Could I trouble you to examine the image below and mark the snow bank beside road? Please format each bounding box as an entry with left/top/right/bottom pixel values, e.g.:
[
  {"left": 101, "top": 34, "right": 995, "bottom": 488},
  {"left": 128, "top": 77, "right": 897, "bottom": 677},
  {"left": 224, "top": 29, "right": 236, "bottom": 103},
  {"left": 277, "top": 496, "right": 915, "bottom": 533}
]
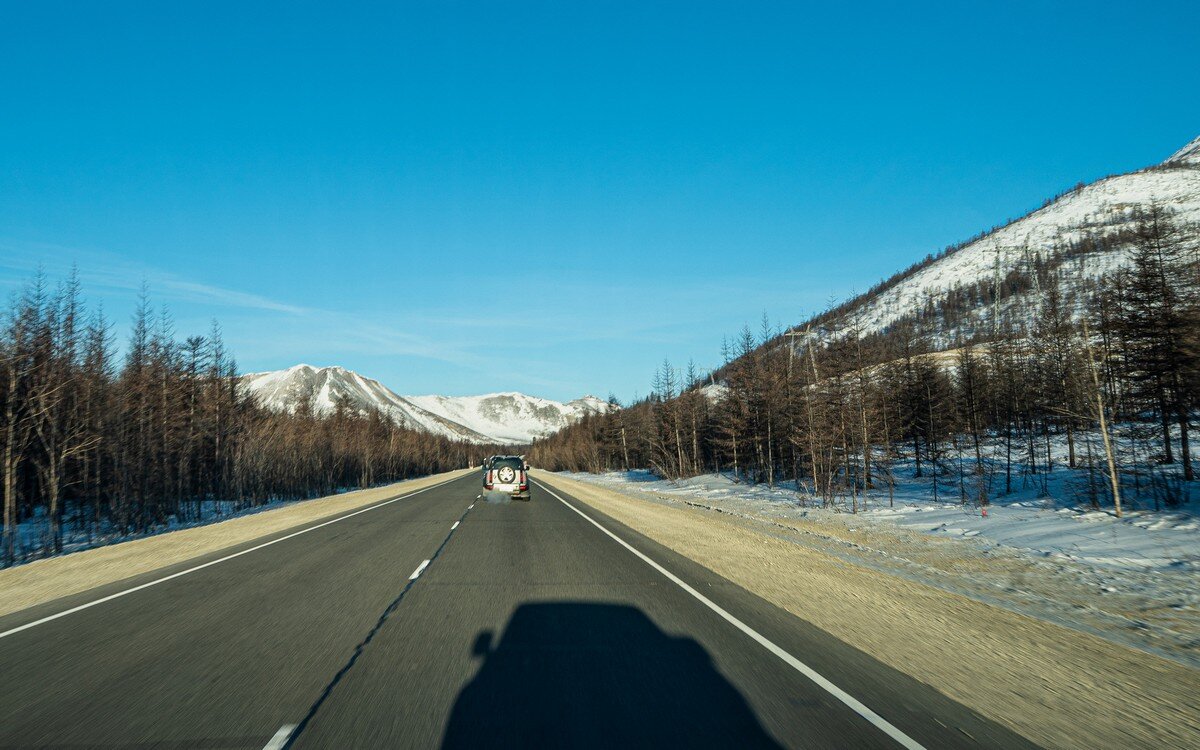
[
  {"left": 565, "top": 470, "right": 1199, "bottom": 573},
  {"left": 868, "top": 500, "right": 1197, "bottom": 570}
]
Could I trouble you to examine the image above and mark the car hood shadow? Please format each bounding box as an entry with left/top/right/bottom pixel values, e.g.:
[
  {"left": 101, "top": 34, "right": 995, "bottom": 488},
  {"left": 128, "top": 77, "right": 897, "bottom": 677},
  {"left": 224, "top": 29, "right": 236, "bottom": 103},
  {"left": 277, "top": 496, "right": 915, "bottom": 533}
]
[{"left": 442, "top": 601, "right": 782, "bottom": 748}]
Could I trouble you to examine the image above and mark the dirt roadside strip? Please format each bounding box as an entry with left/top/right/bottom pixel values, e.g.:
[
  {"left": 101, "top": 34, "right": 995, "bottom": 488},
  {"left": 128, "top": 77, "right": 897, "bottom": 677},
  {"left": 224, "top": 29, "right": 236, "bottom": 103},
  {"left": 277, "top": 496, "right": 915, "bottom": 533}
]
[
  {"left": 535, "top": 472, "right": 1200, "bottom": 750},
  {"left": 0, "top": 468, "right": 473, "bottom": 619}
]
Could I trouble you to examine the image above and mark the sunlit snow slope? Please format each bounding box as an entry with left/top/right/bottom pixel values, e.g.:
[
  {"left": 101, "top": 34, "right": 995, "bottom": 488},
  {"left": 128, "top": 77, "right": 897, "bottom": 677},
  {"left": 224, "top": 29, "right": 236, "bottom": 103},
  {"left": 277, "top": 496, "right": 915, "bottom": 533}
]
[{"left": 825, "top": 135, "right": 1200, "bottom": 340}]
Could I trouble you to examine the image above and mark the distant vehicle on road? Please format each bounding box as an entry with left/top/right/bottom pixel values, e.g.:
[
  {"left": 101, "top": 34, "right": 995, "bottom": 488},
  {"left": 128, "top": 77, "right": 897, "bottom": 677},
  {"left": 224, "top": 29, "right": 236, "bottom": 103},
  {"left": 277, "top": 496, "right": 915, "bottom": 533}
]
[{"left": 483, "top": 455, "right": 530, "bottom": 500}]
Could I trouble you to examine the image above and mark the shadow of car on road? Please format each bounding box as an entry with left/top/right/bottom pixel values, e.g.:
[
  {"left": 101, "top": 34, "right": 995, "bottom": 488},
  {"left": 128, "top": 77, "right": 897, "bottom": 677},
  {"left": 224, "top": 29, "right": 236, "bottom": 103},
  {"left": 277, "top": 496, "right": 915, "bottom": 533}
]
[{"left": 442, "top": 601, "right": 782, "bottom": 749}]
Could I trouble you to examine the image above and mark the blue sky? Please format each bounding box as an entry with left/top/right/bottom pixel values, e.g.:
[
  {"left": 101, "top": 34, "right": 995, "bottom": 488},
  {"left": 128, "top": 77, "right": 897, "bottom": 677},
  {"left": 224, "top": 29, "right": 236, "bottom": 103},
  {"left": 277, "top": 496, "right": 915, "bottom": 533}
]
[{"left": 2, "top": 1, "right": 1197, "bottom": 402}]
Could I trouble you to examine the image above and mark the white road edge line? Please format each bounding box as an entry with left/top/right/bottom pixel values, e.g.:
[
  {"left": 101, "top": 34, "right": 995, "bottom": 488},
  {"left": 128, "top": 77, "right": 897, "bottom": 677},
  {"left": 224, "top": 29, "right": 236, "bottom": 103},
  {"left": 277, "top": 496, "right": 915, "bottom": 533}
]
[
  {"left": 409, "top": 559, "right": 431, "bottom": 580},
  {"left": 0, "top": 475, "right": 464, "bottom": 640},
  {"left": 535, "top": 480, "right": 927, "bottom": 750},
  {"left": 263, "top": 723, "right": 295, "bottom": 750},
  {"left": 451, "top": 521, "right": 460, "bottom": 530}
]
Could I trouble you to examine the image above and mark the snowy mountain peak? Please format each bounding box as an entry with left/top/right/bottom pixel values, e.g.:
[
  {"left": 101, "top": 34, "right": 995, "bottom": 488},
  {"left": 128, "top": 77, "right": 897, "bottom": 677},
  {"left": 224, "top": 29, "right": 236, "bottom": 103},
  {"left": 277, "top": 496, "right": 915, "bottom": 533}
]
[
  {"left": 1165, "top": 134, "right": 1200, "bottom": 166},
  {"left": 240, "top": 365, "right": 610, "bottom": 444}
]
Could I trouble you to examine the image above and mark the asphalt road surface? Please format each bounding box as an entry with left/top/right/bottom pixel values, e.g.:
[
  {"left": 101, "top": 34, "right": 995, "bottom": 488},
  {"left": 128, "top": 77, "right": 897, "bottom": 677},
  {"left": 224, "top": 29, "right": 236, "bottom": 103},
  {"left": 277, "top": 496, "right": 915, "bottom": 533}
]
[{"left": 0, "top": 473, "right": 1040, "bottom": 749}]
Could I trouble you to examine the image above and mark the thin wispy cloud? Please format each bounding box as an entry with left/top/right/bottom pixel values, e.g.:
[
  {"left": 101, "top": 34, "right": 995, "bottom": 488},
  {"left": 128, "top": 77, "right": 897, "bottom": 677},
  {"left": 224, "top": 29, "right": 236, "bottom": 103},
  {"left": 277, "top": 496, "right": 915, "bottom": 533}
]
[
  {"left": 312, "top": 314, "right": 485, "bottom": 367},
  {"left": 152, "top": 279, "right": 310, "bottom": 316},
  {"left": 0, "top": 240, "right": 455, "bottom": 363},
  {"left": 0, "top": 239, "right": 308, "bottom": 315}
]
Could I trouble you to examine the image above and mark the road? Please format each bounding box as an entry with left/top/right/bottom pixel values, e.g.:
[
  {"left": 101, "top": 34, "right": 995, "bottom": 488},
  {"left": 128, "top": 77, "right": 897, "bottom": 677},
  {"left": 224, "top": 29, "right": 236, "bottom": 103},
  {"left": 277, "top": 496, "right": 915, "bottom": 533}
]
[{"left": 0, "top": 473, "right": 1038, "bottom": 749}]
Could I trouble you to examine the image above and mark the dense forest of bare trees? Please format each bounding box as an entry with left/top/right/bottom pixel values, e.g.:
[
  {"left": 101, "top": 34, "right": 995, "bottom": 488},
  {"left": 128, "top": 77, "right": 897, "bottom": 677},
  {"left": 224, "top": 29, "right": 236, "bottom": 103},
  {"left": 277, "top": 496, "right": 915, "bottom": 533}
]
[
  {"left": 1, "top": 271, "right": 486, "bottom": 566},
  {"left": 531, "top": 207, "right": 1199, "bottom": 513}
]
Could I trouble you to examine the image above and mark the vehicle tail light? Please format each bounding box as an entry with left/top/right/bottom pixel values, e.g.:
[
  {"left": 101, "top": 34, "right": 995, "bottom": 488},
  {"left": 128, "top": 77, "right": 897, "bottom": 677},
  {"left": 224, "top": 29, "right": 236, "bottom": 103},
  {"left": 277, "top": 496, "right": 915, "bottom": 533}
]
[
  {"left": 519, "top": 470, "right": 528, "bottom": 490},
  {"left": 485, "top": 469, "right": 494, "bottom": 490}
]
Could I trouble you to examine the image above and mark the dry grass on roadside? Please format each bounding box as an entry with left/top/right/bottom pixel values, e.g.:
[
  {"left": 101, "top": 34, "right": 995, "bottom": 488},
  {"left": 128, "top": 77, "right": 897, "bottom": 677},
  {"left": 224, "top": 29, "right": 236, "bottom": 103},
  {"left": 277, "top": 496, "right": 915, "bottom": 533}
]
[
  {"left": 536, "top": 472, "right": 1200, "bottom": 750},
  {"left": 0, "top": 469, "right": 471, "bottom": 619}
]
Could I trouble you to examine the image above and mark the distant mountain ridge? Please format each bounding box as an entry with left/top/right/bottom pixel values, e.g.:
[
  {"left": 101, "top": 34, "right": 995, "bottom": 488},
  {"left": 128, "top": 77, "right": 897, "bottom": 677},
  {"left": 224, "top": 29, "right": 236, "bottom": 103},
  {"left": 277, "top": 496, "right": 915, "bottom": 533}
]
[
  {"left": 407, "top": 392, "right": 610, "bottom": 445},
  {"left": 239, "top": 364, "right": 609, "bottom": 444}
]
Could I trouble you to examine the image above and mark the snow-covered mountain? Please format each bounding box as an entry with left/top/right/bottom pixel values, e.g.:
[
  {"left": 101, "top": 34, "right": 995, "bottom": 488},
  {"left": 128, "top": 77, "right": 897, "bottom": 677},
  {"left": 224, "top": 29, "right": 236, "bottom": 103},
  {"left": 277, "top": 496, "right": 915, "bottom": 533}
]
[
  {"left": 820, "top": 135, "right": 1200, "bottom": 343},
  {"left": 240, "top": 365, "right": 493, "bottom": 442},
  {"left": 407, "top": 393, "right": 610, "bottom": 445},
  {"left": 239, "top": 364, "right": 609, "bottom": 444}
]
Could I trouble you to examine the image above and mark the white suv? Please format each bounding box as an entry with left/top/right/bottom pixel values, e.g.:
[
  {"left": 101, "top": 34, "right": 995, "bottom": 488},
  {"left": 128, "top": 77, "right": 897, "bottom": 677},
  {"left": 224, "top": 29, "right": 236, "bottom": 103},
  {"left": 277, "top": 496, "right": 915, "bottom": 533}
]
[{"left": 483, "top": 455, "right": 530, "bottom": 500}]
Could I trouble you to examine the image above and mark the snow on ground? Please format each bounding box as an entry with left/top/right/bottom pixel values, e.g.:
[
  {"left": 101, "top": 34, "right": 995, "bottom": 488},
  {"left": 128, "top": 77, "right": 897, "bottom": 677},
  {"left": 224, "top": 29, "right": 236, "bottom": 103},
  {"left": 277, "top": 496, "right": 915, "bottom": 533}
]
[
  {"left": 565, "top": 468, "right": 1197, "bottom": 573},
  {"left": 10, "top": 491, "right": 361, "bottom": 565},
  {"left": 865, "top": 500, "right": 1196, "bottom": 570},
  {"left": 560, "top": 458, "right": 1200, "bottom": 665}
]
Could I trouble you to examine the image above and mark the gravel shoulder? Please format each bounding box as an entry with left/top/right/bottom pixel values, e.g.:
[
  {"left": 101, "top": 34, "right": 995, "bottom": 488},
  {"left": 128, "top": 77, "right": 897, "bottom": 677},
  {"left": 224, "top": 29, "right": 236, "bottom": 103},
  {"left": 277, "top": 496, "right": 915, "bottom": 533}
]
[
  {"left": 536, "top": 471, "right": 1200, "bottom": 750},
  {"left": 0, "top": 469, "right": 471, "bottom": 618}
]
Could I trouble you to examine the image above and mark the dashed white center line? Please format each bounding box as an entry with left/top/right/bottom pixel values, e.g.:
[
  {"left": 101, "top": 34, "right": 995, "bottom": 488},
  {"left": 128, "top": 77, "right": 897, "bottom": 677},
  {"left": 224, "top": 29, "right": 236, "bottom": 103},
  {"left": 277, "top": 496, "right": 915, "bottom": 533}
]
[
  {"left": 469, "top": 503, "right": 475, "bottom": 509},
  {"left": 262, "top": 724, "right": 295, "bottom": 750},
  {"left": 409, "top": 559, "right": 431, "bottom": 580},
  {"left": 451, "top": 520, "right": 459, "bottom": 530}
]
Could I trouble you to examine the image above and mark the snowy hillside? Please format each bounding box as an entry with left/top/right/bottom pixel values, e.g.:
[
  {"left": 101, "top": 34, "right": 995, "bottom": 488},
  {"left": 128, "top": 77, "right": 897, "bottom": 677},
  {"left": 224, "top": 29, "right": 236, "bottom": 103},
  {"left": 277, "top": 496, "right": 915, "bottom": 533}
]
[
  {"left": 240, "top": 364, "right": 608, "bottom": 444},
  {"left": 824, "top": 136, "right": 1200, "bottom": 341},
  {"left": 1166, "top": 135, "right": 1200, "bottom": 166},
  {"left": 407, "top": 393, "right": 610, "bottom": 445}
]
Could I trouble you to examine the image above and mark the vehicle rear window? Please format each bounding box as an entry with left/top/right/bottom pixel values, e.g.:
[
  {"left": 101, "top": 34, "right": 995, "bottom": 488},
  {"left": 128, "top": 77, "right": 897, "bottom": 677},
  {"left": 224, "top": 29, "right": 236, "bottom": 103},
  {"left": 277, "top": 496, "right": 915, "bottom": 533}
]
[{"left": 493, "top": 457, "right": 523, "bottom": 471}]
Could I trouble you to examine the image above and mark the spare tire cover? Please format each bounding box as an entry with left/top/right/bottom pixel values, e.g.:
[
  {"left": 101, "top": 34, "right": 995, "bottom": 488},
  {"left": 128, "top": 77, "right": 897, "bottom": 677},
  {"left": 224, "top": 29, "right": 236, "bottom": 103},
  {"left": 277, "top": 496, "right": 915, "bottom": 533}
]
[{"left": 498, "top": 466, "right": 516, "bottom": 483}]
